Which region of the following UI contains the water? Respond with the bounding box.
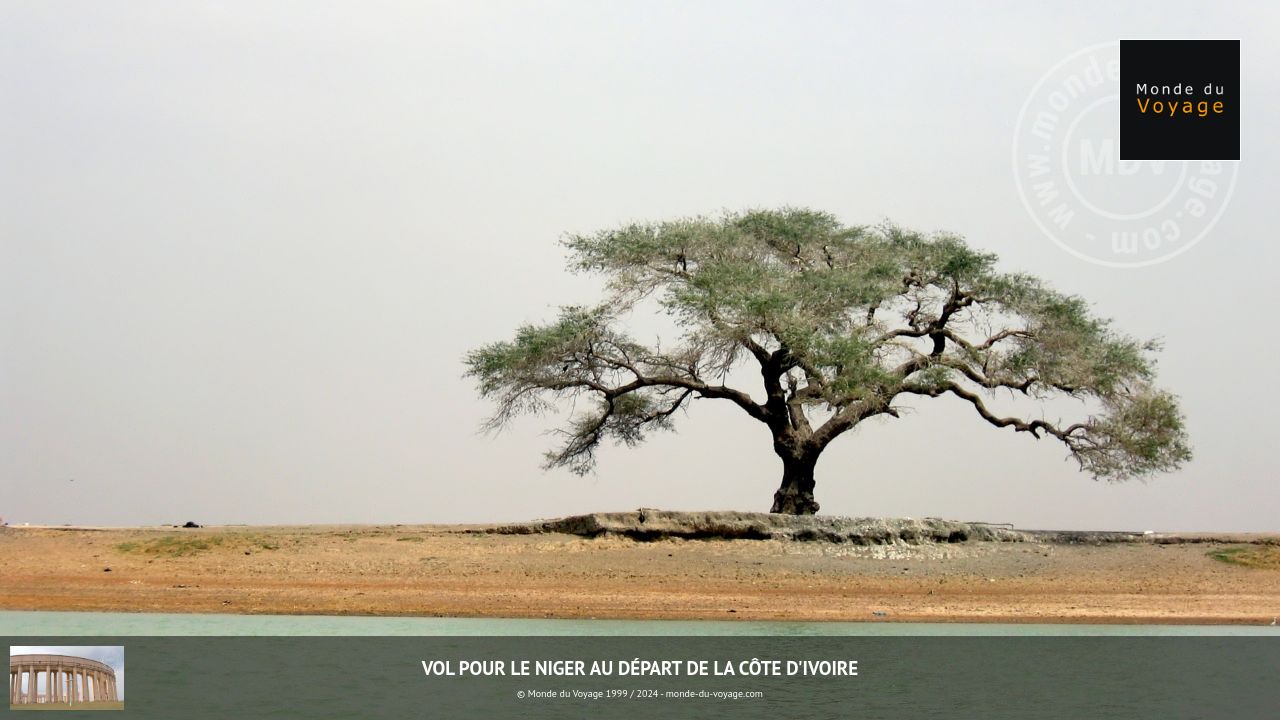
[1,610,1274,636]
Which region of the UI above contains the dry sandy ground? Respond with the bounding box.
[1,525,1278,624]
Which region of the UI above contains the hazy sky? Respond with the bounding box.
[3,2,1277,530]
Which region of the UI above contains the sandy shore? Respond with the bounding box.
[1,524,1278,624]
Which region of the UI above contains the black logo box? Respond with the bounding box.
[1120,40,1239,160]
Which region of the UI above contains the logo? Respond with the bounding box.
[1013,42,1238,267]
[1120,40,1240,160]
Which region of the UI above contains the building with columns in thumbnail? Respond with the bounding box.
[10,654,118,705]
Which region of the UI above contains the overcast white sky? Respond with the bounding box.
[3,1,1277,531]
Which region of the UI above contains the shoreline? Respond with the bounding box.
[2,607,1275,627]
[3,523,1278,625]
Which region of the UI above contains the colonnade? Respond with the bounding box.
[9,654,117,705]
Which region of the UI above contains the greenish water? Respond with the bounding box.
[1,610,1275,635]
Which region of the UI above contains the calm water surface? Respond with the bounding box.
[1,610,1275,636]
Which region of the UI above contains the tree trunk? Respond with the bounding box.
[770,453,820,515]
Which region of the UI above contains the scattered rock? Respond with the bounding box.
[102,567,111,572]
[486,510,1030,545]
[1024,529,1146,545]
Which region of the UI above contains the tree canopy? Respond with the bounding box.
[465,208,1191,514]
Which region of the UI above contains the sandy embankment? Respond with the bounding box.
[0,520,1277,624]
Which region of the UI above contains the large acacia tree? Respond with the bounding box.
[466,209,1190,515]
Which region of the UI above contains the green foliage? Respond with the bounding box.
[1072,386,1191,479]
[466,208,1191,485]
[114,534,283,557]
[543,392,684,475]
[1207,545,1280,569]
[115,535,227,557]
